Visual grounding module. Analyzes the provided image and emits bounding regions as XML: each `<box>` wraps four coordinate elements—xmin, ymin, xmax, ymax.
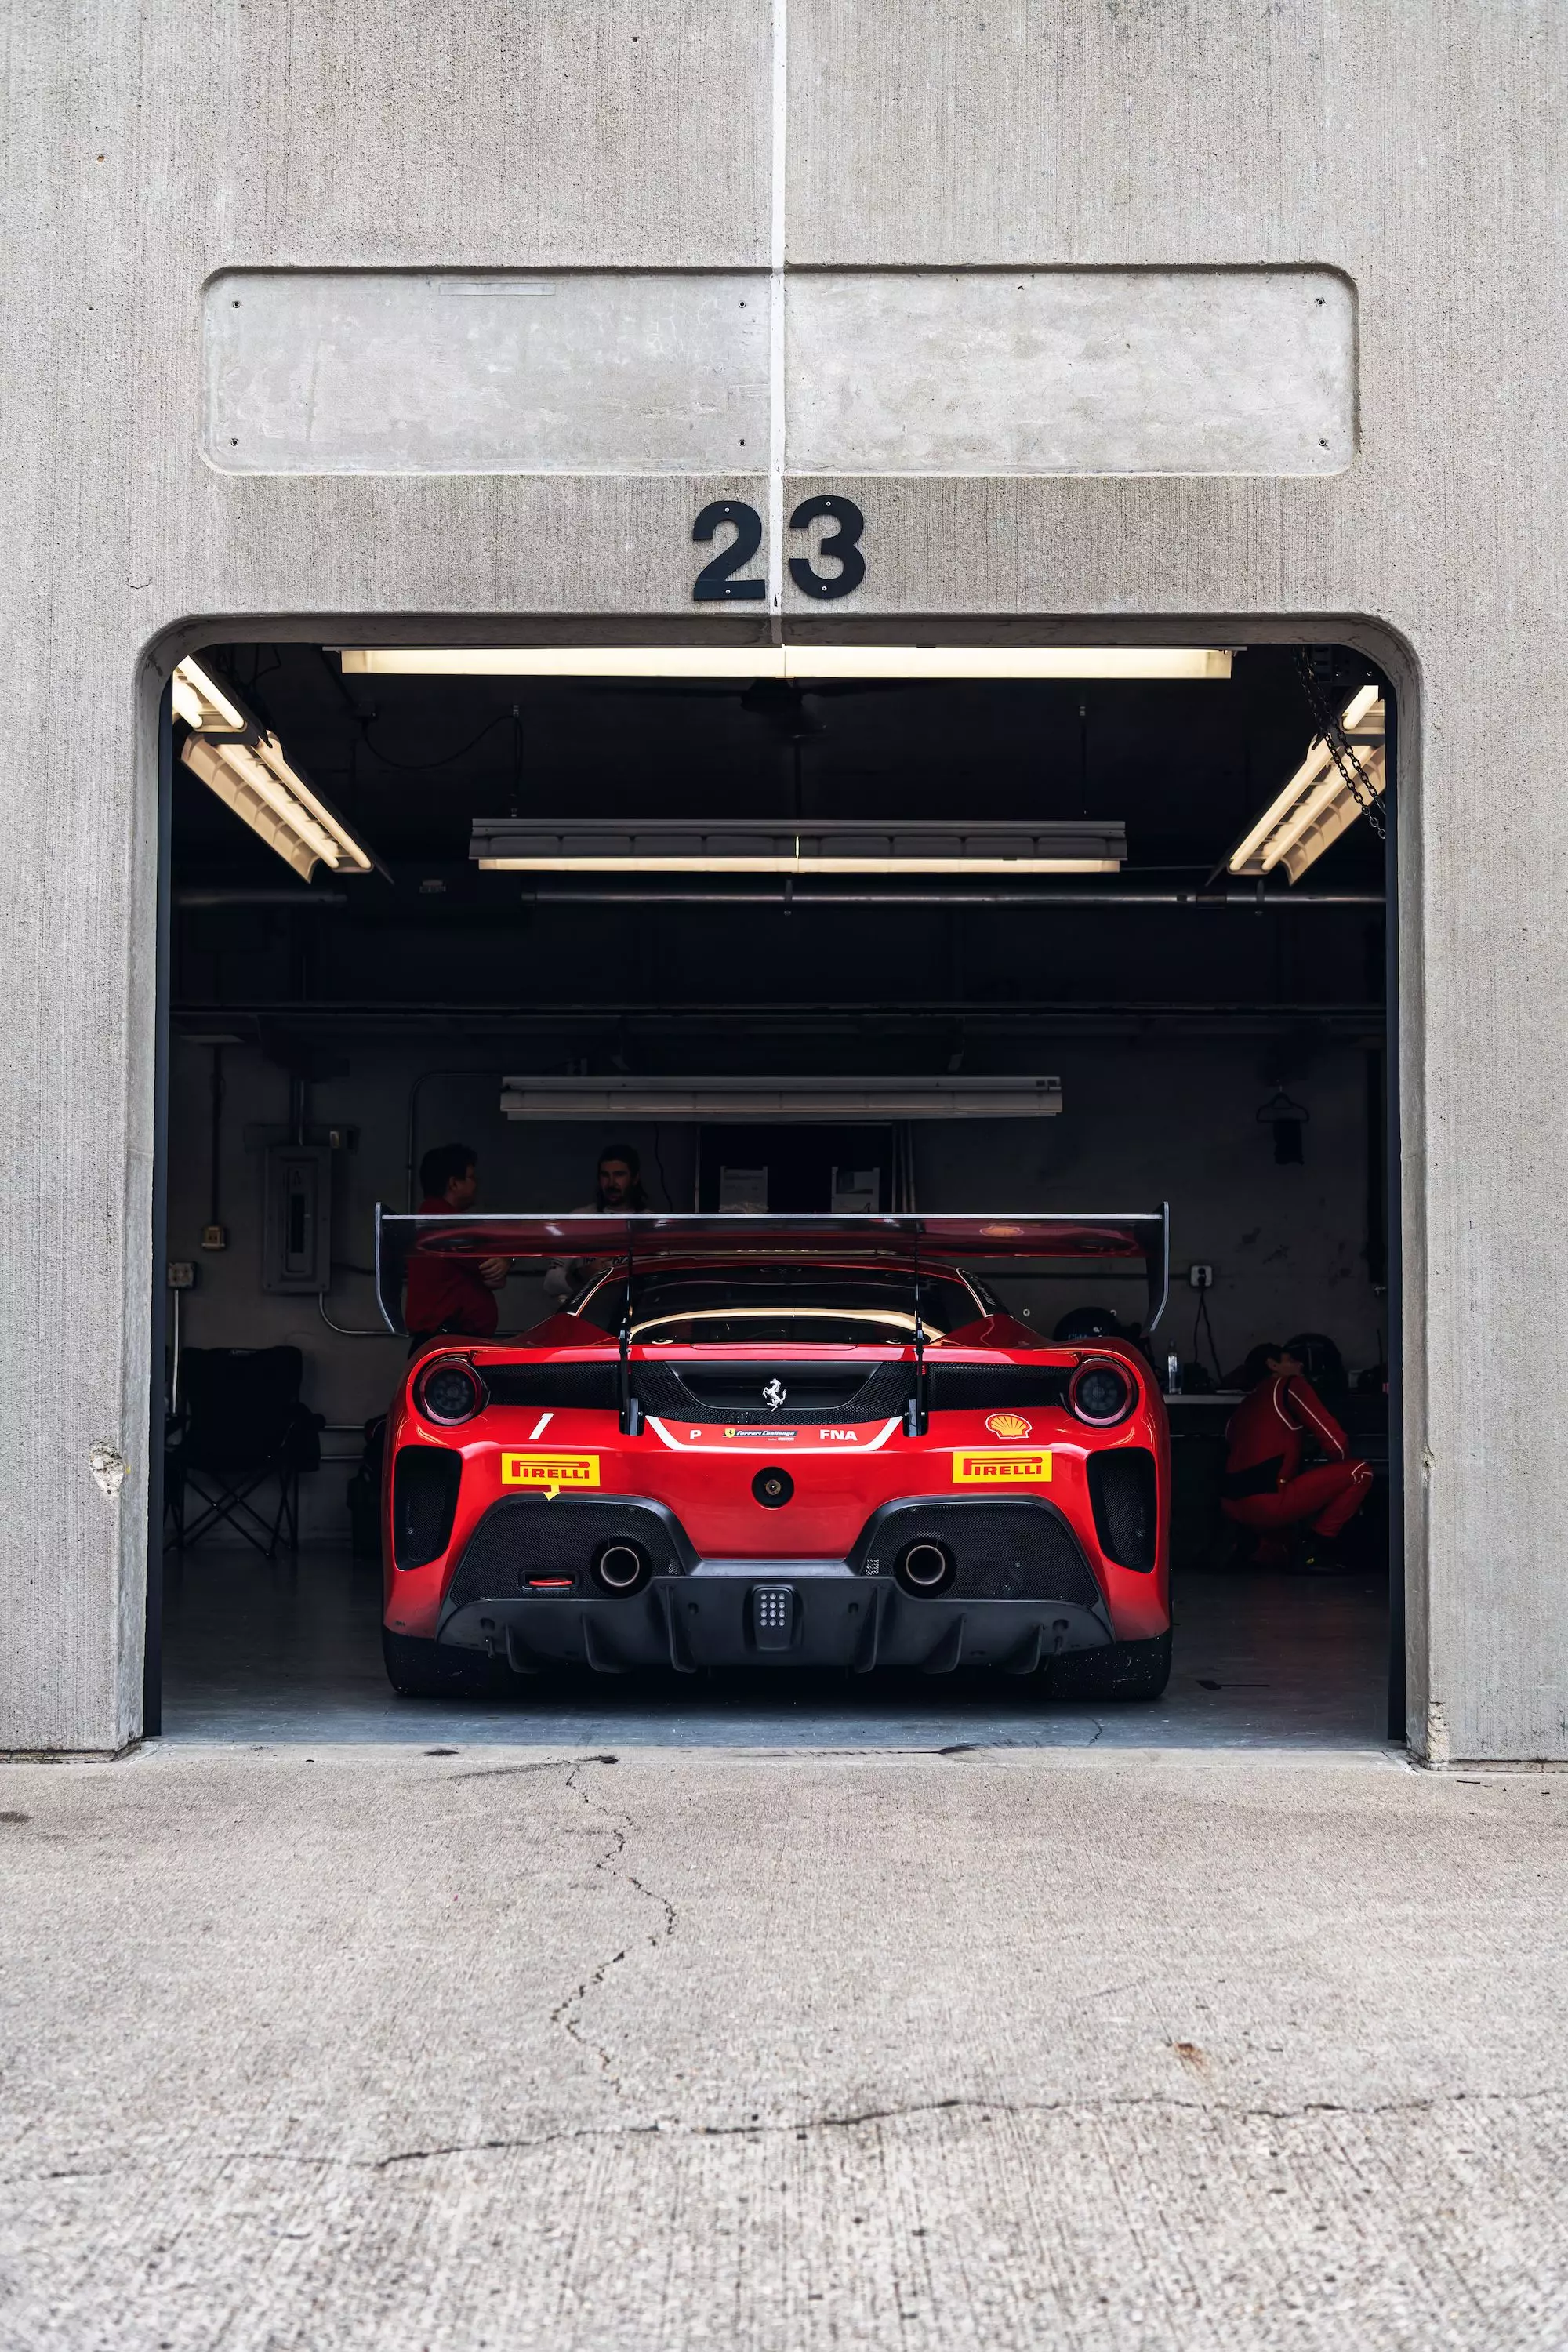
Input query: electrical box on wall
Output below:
<box><xmin>263</xmin><ymin>1144</ymin><xmax>332</xmax><ymax>1294</ymax></box>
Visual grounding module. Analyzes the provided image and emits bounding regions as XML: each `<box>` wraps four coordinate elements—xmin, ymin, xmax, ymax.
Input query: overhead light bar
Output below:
<box><xmin>499</xmin><ymin>1075</ymin><xmax>1063</xmax><ymax>1120</ymax></box>
<box><xmin>472</xmin><ymin>818</ymin><xmax>1126</xmax><ymax>876</ymax></box>
<box><xmin>170</xmin><ymin>655</ymin><xmax>247</xmax><ymax>733</ymax></box>
<box><xmin>1227</xmin><ymin>686</ymin><xmax>1385</xmax><ymax>884</ymax></box>
<box><xmin>339</xmin><ymin>645</ymin><xmax>1232</xmax><ymax>683</ymax></box>
<box><xmin>172</xmin><ymin>658</ymin><xmax>382</xmax><ymax>886</ymax></box>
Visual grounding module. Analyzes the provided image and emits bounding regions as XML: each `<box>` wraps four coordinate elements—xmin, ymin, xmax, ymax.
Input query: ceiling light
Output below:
<box><xmin>498</xmin><ymin>1075</ymin><xmax>1063</xmax><ymax>1120</ymax></box>
<box><xmin>338</xmin><ymin>645</ymin><xmax>1232</xmax><ymax>682</ymax></box>
<box><xmin>1227</xmin><ymin>689</ymin><xmax>1385</xmax><ymax>884</ymax></box>
<box><xmin>472</xmin><ymin>818</ymin><xmax>1125</xmax><ymax>876</ymax></box>
<box><xmin>171</xmin><ymin>656</ymin><xmax>247</xmax><ymax>734</ymax></box>
<box><xmin>173</xmin><ymin>658</ymin><xmax>381</xmax><ymax>885</ymax></box>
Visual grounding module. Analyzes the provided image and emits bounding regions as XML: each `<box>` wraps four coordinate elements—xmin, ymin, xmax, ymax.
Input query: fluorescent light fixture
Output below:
<box><xmin>495</xmin><ymin>858</ymin><xmax>1120</xmax><ymax>873</ymax></box>
<box><xmin>171</xmin><ymin>656</ymin><xmax>247</xmax><ymax>734</ymax></box>
<box><xmin>499</xmin><ymin>1075</ymin><xmax>1063</xmax><ymax>1120</ymax></box>
<box><xmin>339</xmin><ymin>645</ymin><xmax>1232</xmax><ymax>683</ymax></box>
<box><xmin>471</xmin><ymin>818</ymin><xmax>1125</xmax><ymax>877</ymax></box>
<box><xmin>173</xmin><ymin>658</ymin><xmax>379</xmax><ymax>885</ymax></box>
<box><xmin>1227</xmin><ymin>688</ymin><xmax>1385</xmax><ymax>884</ymax></box>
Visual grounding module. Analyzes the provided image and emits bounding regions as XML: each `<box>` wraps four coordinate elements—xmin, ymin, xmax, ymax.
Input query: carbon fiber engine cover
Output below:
<box><xmin>636</xmin><ymin>1359</ymin><xmax>913</xmax><ymax>1425</ymax></box>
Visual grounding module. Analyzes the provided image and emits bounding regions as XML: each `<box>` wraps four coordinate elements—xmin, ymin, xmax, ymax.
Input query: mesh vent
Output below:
<box><xmin>925</xmin><ymin>1363</ymin><xmax>1070</xmax><ymax>1413</ymax></box>
<box><xmin>393</xmin><ymin>1446</ymin><xmax>463</xmax><ymax>1569</ymax></box>
<box><xmin>855</xmin><ymin>1501</ymin><xmax>1102</xmax><ymax>1606</ymax></box>
<box><xmin>446</xmin><ymin>1497</ymin><xmax>689</xmax><ymax>1608</ymax></box>
<box><xmin>637</xmin><ymin>1359</ymin><xmax>913</xmax><ymax>1425</ymax></box>
<box><xmin>483</xmin><ymin>1362</ymin><xmax>621</xmax><ymax>1412</ymax></box>
<box><xmin>1087</xmin><ymin>1448</ymin><xmax>1158</xmax><ymax>1570</ymax></box>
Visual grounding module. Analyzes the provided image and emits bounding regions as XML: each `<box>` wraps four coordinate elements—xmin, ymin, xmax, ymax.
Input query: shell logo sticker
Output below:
<box><xmin>501</xmin><ymin>1452</ymin><xmax>600</xmax><ymax>1501</ymax></box>
<box><xmin>985</xmin><ymin>1411</ymin><xmax>1033</xmax><ymax>1439</ymax></box>
<box><xmin>953</xmin><ymin>1448</ymin><xmax>1052</xmax><ymax>1485</ymax></box>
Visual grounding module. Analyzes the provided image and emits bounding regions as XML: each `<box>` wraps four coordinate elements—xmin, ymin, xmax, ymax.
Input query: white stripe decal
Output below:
<box><xmin>646</xmin><ymin>1417</ymin><xmax>902</xmax><ymax>1454</ymax></box>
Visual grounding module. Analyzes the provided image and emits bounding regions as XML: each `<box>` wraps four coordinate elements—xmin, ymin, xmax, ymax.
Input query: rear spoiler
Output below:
<box><xmin>374</xmin><ymin>1205</ymin><xmax>1171</xmax><ymax>1340</ymax></box>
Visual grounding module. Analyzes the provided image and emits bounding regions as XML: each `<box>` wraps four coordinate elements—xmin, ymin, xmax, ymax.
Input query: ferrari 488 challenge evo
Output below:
<box><xmin>373</xmin><ymin>1209</ymin><xmax>1173</xmax><ymax>1702</ymax></box>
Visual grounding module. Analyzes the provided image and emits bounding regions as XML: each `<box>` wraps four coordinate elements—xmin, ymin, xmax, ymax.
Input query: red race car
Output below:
<box><xmin>372</xmin><ymin>1210</ymin><xmax>1173</xmax><ymax>1701</ymax></box>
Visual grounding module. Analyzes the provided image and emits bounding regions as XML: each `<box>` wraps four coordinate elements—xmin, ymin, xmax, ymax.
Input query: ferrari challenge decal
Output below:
<box><xmin>952</xmin><ymin>1447</ymin><xmax>1053</xmax><ymax>1485</ymax></box>
<box><xmin>501</xmin><ymin>1451</ymin><xmax>601</xmax><ymax>1499</ymax></box>
<box><xmin>985</xmin><ymin>1411</ymin><xmax>1032</xmax><ymax>1439</ymax></box>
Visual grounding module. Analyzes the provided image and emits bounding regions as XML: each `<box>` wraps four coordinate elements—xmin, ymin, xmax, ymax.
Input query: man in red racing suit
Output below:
<box><xmin>1221</xmin><ymin>1344</ymin><xmax>1374</xmax><ymax>1567</ymax></box>
<box><xmin>405</xmin><ymin>1143</ymin><xmax>508</xmax><ymax>1348</ymax></box>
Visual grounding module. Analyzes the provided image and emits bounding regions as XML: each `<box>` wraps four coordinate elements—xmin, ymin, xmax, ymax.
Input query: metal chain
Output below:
<box><xmin>1295</xmin><ymin>652</ymin><xmax>1386</xmax><ymax>841</ymax></box>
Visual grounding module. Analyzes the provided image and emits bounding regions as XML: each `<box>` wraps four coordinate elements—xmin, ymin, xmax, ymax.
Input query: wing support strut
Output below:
<box><xmin>618</xmin><ymin>1235</ymin><xmax>642</xmax><ymax>1435</ymax></box>
<box><xmin>905</xmin><ymin>1225</ymin><xmax>929</xmax><ymax>1436</ymax></box>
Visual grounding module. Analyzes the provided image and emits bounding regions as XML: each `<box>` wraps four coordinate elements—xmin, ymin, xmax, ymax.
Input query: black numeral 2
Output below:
<box><xmin>789</xmin><ymin>495</ymin><xmax>866</xmax><ymax>600</ymax></box>
<box><xmin>691</xmin><ymin>501</ymin><xmax>765</xmax><ymax>601</ymax></box>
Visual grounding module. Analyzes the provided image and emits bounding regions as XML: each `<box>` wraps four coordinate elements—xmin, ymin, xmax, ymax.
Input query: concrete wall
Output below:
<box><xmin>167</xmin><ymin>1038</ymin><xmax>1387</xmax><ymax>1542</ymax></box>
<box><xmin>2</xmin><ymin>0</ymin><xmax>1562</xmax><ymax>1755</ymax></box>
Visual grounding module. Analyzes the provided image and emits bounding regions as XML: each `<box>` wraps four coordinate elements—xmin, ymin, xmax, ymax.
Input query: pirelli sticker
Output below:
<box><xmin>952</xmin><ymin>1447</ymin><xmax>1052</xmax><ymax>1486</ymax></box>
<box><xmin>501</xmin><ymin>1451</ymin><xmax>600</xmax><ymax>1501</ymax></box>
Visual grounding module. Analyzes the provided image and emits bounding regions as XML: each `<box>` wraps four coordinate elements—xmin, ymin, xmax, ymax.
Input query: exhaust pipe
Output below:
<box><xmin>898</xmin><ymin>1541</ymin><xmax>954</xmax><ymax>1595</ymax></box>
<box><xmin>593</xmin><ymin>1541</ymin><xmax>648</xmax><ymax>1595</ymax></box>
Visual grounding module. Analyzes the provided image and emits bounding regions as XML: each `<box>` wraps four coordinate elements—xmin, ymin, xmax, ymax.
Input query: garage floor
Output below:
<box><xmin>5</xmin><ymin>1740</ymin><xmax>1561</xmax><ymax>2352</ymax></box>
<box><xmin>159</xmin><ymin>1547</ymin><xmax>1393</xmax><ymax>1751</ymax></box>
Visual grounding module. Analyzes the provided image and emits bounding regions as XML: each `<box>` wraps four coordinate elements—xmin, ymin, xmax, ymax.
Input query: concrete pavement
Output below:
<box><xmin>1</xmin><ymin>1744</ymin><xmax>1565</xmax><ymax>2349</ymax></box>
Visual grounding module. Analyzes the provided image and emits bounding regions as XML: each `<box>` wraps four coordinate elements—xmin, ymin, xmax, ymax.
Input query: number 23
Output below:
<box><xmin>691</xmin><ymin>497</ymin><xmax>866</xmax><ymax>603</ymax></box>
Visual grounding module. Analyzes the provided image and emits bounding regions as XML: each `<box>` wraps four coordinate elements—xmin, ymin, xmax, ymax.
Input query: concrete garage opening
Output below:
<box><xmin>150</xmin><ymin>636</ymin><xmax>1396</xmax><ymax>1748</ymax></box>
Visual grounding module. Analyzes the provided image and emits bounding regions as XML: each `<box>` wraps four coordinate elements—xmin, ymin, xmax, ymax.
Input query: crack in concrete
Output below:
<box><xmin>547</xmin><ymin>1759</ymin><xmax>677</xmax><ymax>2089</ymax></box>
<box><xmin>56</xmin><ymin>2080</ymin><xmax>1554</xmax><ymax>2185</ymax></box>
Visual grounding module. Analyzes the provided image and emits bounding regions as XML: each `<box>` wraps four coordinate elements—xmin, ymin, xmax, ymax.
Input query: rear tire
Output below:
<box><xmin>382</xmin><ymin>1628</ymin><xmax>515</xmax><ymax>1700</ymax></box>
<box><xmin>1047</xmin><ymin>1630</ymin><xmax>1171</xmax><ymax>1702</ymax></box>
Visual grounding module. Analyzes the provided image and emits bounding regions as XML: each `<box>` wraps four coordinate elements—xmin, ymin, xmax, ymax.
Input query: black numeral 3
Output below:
<box><xmin>788</xmin><ymin>495</ymin><xmax>866</xmax><ymax>600</ymax></box>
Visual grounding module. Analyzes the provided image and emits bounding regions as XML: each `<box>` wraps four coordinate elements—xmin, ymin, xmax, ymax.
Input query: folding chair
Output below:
<box><xmin>165</xmin><ymin>1346</ymin><xmax>323</xmax><ymax>1557</ymax></box>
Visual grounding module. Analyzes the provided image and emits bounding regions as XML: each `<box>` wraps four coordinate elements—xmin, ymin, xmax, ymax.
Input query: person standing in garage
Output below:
<box><xmin>405</xmin><ymin>1142</ymin><xmax>509</xmax><ymax>1345</ymax></box>
<box><xmin>1221</xmin><ymin>1342</ymin><xmax>1374</xmax><ymax>1570</ymax></box>
<box><xmin>543</xmin><ymin>1142</ymin><xmax>651</xmax><ymax>1302</ymax></box>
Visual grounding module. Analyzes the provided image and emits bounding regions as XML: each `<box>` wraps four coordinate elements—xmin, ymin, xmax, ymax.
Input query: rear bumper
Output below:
<box><xmin>440</xmin><ymin>1568</ymin><xmax>1112</xmax><ymax>1675</ymax></box>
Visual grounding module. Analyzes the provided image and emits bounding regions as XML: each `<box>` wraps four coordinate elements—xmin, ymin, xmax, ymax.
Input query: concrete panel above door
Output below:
<box><xmin>205</xmin><ymin>267</ymin><xmax>1352</xmax><ymax>479</ymax></box>
<box><xmin>786</xmin><ymin>270</ymin><xmax>1354</xmax><ymax>476</ymax></box>
<box><xmin>204</xmin><ymin>273</ymin><xmax>771</xmax><ymax>475</ymax></box>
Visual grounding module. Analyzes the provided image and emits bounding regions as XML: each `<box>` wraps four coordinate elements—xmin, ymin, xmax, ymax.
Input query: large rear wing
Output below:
<box><xmin>374</xmin><ymin>1205</ymin><xmax>1171</xmax><ymax>1338</ymax></box>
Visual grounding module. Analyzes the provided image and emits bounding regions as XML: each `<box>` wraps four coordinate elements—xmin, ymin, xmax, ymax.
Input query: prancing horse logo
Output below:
<box><xmin>762</xmin><ymin>1377</ymin><xmax>787</xmax><ymax>1411</ymax></box>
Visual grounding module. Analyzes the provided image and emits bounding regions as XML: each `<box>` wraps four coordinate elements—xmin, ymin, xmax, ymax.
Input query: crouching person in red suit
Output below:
<box><xmin>1221</xmin><ymin>1342</ymin><xmax>1374</xmax><ymax>1570</ymax></box>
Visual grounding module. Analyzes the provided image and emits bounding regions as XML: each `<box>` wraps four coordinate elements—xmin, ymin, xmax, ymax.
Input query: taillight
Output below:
<box><xmin>416</xmin><ymin>1356</ymin><xmax>487</xmax><ymax>1426</ymax></box>
<box><xmin>1069</xmin><ymin>1358</ymin><xmax>1135</xmax><ymax>1428</ymax></box>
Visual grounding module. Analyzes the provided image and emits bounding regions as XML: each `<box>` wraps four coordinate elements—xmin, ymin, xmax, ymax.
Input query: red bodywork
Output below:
<box><xmin>375</xmin><ymin>1213</ymin><xmax>1172</xmax><ymax>1671</ymax></box>
<box><xmin>383</xmin><ymin>1327</ymin><xmax>1169</xmax><ymax>1646</ymax></box>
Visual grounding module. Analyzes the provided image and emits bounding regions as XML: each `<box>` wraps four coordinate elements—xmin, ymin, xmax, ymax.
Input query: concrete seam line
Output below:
<box><xmin>445</xmin><ymin>1751</ymin><xmax>618</xmax><ymax>1783</ymax></box>
<box><xmin>767</xmin><ymin>0</ymin><xmax>786</xmax><ymax>632</ymax></box>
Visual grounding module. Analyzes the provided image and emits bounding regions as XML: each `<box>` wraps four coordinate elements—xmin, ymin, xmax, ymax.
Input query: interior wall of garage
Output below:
<box><xmin>167</xmin><ymin>1037</ymin><xmax>1390</xmax><ymax>1544</ymax></box>
<box><xmin>5</xmin><ymin>2</ymin><xmax>1566</xmax><ymax>1756</ymax></box>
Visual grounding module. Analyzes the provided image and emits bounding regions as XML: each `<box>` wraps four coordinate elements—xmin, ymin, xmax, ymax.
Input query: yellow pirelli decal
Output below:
<box><xmin>501</xmin><ymin>1451</ymin><xmax>601</xmax><ymax>1501</ymax></box>
<box><xmin>952</xmin><ymin>1447</ymin><xmax>1053</xmax><ymax>1486</ymax></box>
